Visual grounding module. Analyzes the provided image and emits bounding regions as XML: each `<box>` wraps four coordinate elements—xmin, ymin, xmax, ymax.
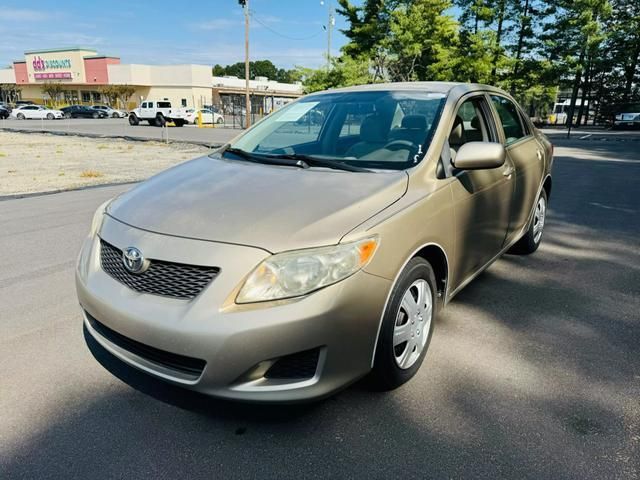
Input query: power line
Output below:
<box><xmin>249</xmin><ymin>11</ymin><xmax>324</xmax><ymax>41</ymax></box>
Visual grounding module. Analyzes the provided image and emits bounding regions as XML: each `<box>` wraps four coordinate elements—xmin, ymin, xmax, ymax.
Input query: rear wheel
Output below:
<box><xmin>370</xmin><ymin>257</ymin><xmax>437</xmax><ymax>390</ymax></box>
<box><xmin>509</xmin><ymin>189</ymin><xmax>548</xmax><ymax>255</ymax></box>
<box><xmin>112</xmin><ymin>112</ymin><xmax>119</xmax><ymax>118</ymax></box>
<box><xmin>216</xmin><ymin>116</ymin><xmax>224</xmax><ymax>124</ymax></box>
<box><xmin>155</xmin><ymin>114</ymin><xmax>166</xmax><ymax>127</ymax></box>
<box><xmin>17</xmin><ymin>113</ymin><xmax>25</xmax><ymax>120</ymax></box>
<box><xmin>92</xmin><ymin>112</ymin><xmax>99</xmax><ymax>119</ymax></box>
<box><xmin>128</xmin><ymin>114</ymin><xmax>139</xmax><ymax>126</ymax></box>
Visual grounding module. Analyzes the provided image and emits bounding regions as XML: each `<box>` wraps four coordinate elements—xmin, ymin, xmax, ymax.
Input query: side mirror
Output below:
<box><xmin>452</xmin><ymin>142</ymin><xmax>505</xmax><ymax>170</ymax></box>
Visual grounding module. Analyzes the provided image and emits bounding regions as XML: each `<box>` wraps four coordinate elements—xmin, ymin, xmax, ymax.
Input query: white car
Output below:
<box><xmin>185</xmin><ymin>108</ymin><xmax>224</xmax><ymax>125</ymax></box>
<box><xmin>11</xmin><ymin>105</ymin><xmax>64</xmax><ymax>120</ymax></box>
<box><xmin>91</xmin><ymin>105</ymin><xmax>127</xmax><ymax>118</ymax></box>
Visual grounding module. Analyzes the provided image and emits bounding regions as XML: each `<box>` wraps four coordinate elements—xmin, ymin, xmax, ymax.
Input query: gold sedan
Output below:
<box><xmin>77</xmin><ymin>82</ymin><xmax>553</xmax><ymax>402</ymax></box>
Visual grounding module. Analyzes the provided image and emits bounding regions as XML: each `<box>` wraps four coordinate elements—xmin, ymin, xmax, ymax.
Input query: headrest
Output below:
<box><xmin>359</xmin><ymin>114</ymin><xmax>385</xmax><ymax>142</ymax></box>
<box><xmin>401</xmin><ymin>115</ymin><xmax>427</xmax><ymax>130</ymax></box>
<box><xmin>450</xmin><ymin>115</ymin><xmax>464</xmax><ymax>145</ymax></box>
<box><xmin>470</xmin><ymin>116</ymin><xmax>481</xmax><ymax>130</ymax></box>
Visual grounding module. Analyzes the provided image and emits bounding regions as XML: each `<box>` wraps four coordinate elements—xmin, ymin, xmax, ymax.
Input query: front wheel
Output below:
<box><xmin>509</xmin><ymin>189</ymin><xmax>548</xmax><ymax>255</ymax></box>
<box><xmin>92</xmin><ymin>112</ymin><xmax>99</xmax><ymax>119</ymax></box>
<box><xmin>370</xmin><ymin>257</ymin><xmax>437</xmax><ymax>390</ymax></box>
<box><xmin>128</xmin><ymin>114</ymin><xmax>139</xmax><ymax>126</ymax></box>
<box><xmin>216</xmin><ymin>117</ymin><xmax>224</xmax><ymax>124</ymax></box>
<box><xmin>112</xmin><ymin>112</ymin><xmax>119</xmax><ymax>118</ymax></box>
<box><xmin>46</xmin><ymin>113</ymin><xmax>54</xmax><ymax>120</ymax></box>
<box><xmin>155</xmin><ymin>114</ymin><xmax>166</xmax><ymax>127</ymax></box>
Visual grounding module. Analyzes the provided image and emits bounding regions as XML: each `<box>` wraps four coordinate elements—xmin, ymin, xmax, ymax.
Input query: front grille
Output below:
<box><xmin>86</xmin><ymin>311</ymin><xmax>206</xmax><ymax>378</ymax></box>
<box><xmin>100</xmin><ymin>239</ymin><xmax>219</xmax><ymax>300</ymax></box>
<box><xmin>264</xmin><ymin>348</ymin><xmax>321</xmax><ymax>380</ymax></box>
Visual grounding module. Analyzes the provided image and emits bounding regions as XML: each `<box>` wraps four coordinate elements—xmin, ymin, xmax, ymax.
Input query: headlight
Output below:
<box><xmin>236</xmin><ymin>236</ymin><xmax>379</xmax><ymax>304</ymax></box>
<box><xmin>89</xmin><ymin>199</ymin><xmax>112</xmax><ymax>237</ymax></box>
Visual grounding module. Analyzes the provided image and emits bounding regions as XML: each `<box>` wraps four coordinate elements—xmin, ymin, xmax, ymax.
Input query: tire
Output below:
<box><xmin>112</xmin><ymin>112</ymin><xmax>119</xmax><ymax>118</ymax></box>
<box><xmin>216</xmin><ymin>117</ymin><xmax>224</xmax><ymax>124</ymax></box>
<box><xmin>509</xmin><ymin>189</ymin><xmax>548</xmax><ymax>255</ymax></box>
<box><xmin>370</xmin><ymin>257</ymin><xmax>438</xmax><ymax>390</ymax></box>
<box><xmin>46</xmin><ymin>113</ymin><xmax>54</xmax><ymax>120</ymax></box>
<box><xmin>128</xmin><ymin>114</ymin><xmax>139</xmax><ymax>126</ymax></box>
<box><xmin>173</xmin><ymin>119</ymin><xmax>185</xmax><ymax>127</ymax></box>
<box><xmin>92</xmin><ymin>112</ymin><xmax>99</xmax><ymax>119</ymax></box>
<box><xmin>155</xmin><ymin>114</ymin><xmax>166</xmax><ymax>127</ymax></box>
<box><xmin>17</xmin><ymin>113</ymin><xmax>25</xmax><ymax>120</ymax></box>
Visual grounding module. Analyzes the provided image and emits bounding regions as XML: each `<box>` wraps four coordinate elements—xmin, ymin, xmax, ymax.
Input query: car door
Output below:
<box><xmin>489</xmin><ymin>95</ymin><xmax>545</xmax><ymax>243</ymax></box>
<box><xmin>447</xmin><ymin>94</ymin><xmax>515</xmax><ymax>286</ymax></box>
<box><xmin>26</xmin><ymin>106</ymin><xmax>40</xmax><ymax>119</ymax></box>
<box><xmin>38</xmin><ymin>107</ymin><xmax>51</xmax><ymax>119</ymax></box>
<box><xmin>141</xmin><ymin>101</ymin><xmax>154</xmax><ymax>118</ymax></box>
<box><xmin>201</xmin><ymin>110</ymin><xmax>213</xmax><ymax>123</ymax></box>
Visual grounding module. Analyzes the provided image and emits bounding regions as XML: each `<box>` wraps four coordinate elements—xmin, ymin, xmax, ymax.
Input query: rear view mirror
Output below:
<box><xmin>453</xmin><ymin>142</ymin><xmax>505</xmax><ymax>170</ymax></box>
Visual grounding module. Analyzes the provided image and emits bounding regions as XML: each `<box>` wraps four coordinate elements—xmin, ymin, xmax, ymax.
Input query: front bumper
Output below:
<box><xmin>76</xmin><ymin>215</ymin><xmax>391</xmax><ymax>402</ymax></box>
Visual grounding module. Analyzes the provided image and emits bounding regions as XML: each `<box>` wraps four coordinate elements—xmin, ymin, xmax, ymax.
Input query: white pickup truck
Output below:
<box><xmin>128</xmin><ymin>100</ymin><xmax>189</xmax><ymax>127</ymax></box>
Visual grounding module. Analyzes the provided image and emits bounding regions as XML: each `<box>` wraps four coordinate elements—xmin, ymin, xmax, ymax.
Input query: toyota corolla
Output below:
<box><xmin>76</xmin><ymin>82</ymin><xmax>553</xmax><ymax>402</ymax></box>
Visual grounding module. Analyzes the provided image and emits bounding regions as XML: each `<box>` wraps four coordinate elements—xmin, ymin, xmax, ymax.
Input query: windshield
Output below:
<box><xmin>228</xmin><ymin>90</ymin><xmax>446</xmax><ymax>170</ymax></box>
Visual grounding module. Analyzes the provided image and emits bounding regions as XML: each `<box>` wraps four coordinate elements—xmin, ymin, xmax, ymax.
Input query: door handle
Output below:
<box><xmin>502</xmin><ymin>166</ymin><xmax>514</xmax><ymax>177</ymax></box>
<box><xmin>536</xmin><ymin>150</ymin><xmax>543</xmax><ymax>161</ymax></box>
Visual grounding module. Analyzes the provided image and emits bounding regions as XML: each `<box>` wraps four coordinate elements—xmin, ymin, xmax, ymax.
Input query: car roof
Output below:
<box><xmin>308</xmin><ymin>81</ymin><xmax>507</xmax><ymax>97</ymax></box>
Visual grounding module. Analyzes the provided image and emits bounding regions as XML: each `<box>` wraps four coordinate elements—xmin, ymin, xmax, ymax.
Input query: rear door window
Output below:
<box><xmin>490</xmin><ymin>95</ymin><xmax>527</xmax><ymax>145</ymax></box>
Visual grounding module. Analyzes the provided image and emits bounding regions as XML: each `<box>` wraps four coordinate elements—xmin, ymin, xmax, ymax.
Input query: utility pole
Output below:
<box><xmin>321</xmin><ymin>1</ymin><xmax>334</xmax><ymax>70</ymax></box>
<box><xmin>239</xmin><ymin>0</ymin><xmax>251</xmax><ymax>128</ymax></box>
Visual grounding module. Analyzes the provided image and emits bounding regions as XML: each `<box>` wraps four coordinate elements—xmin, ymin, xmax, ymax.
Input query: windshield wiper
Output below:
<box><xmin>222</xmin><ymin>147</ymin><xmax>307</xmax><ymax>168</ymax></box>
<box><xmin>265</xmin><ymin>153</ymin><xmax>371</xmax><ymax>173</ymax></box>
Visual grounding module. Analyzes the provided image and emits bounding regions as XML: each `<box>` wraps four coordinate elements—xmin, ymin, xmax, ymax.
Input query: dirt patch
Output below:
<box><xmin>0</xmin><ymin>131</ymin><xmax>210</xmax><ymax>196</ymax></box>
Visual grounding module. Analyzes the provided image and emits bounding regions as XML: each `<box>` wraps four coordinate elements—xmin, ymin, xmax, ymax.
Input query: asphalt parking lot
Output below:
<box><xmin>1</xmin><ymin>134</ymin><xmax>639</xmax><ymax>479</ymax></box>
<box><xmin>0</xmin><ymin>117</ymin><xmax>239</xmax><ymax>147</ymax></box>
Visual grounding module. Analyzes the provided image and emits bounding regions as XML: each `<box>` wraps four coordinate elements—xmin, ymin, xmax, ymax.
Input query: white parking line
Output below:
<box><xmin>579</xmin><ymin>134</ymin><xmax>592</xmax><ymax>139</ymax></box>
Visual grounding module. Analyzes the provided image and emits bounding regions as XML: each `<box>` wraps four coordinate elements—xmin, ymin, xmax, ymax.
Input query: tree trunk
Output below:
<box><xmin>490</xmin><ymin>0</ymin><xmax>506</xmax><ymax>82</ymax></box>
<box><xmin>511</xmin><ymin>0</ymin><xmax>530</xmax><ymax>94</ymax></box>
<box><xmin>623</xmin><ymin>37</ymin><xmax>640</xmax><ymax>102</ymax></box>
<box><xmin>576</xmin><ymin>57</ymin><xmax>591</xmax><ymax>126</ymax></box>
<box><xmin>566</xmin><ymin>46</ymin><xmax>586</xmax><ymax>135</ymax></box>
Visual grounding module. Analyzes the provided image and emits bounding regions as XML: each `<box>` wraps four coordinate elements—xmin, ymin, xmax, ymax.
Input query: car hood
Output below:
<box><xmin>107</xmin><ymin>155</ymin><xmax>408</xmax><ymax>252</ymax></box>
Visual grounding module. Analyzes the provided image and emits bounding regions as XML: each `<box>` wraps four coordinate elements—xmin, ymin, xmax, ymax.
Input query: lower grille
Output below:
<box><xmin>100</xmin><ymin>239</ymin><xmax>219</xmax><ymax>300</ymax></box>
<box><xmin>265</xmin><ymin>348</ymin><xmax>321</xmax><ymax>380</ymax></box>
<box><xmin>85</xmin><ymin>311</ymin><xmax>206</xmax><ymax>378</ymax></box>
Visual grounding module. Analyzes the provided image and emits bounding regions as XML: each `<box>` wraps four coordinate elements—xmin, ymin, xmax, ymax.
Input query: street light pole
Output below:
<box><xmin>321</xmin><ymin>1</ymin><xmax>334</xmax><ymax>71</ymax></box>
<box><xmin>239</xmin><ymin>0</ymin><xmax>251</xmax><ymax>128</ymax></box>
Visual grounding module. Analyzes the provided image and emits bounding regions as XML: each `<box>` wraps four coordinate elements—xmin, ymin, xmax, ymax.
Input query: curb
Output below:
<box><xmin>0</xmin><ymin>181</ymin><xmax>141</xmax><ymax>201</ymax></box>
<box><xmin>0</xmin><ymin>126</ymin><xmax>226</xmax><ymax>149</ymax></box>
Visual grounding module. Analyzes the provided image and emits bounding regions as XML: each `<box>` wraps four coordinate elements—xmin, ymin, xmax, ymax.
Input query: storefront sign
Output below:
<box><xmin>34</xmin><ymin>72</ymin><xmax>72</xmax><ymax>80</ymax></box>
<box><xmin>32</xmin><ymin>56</ymin><xmax>72</xmax><ymax>71</ymax></box>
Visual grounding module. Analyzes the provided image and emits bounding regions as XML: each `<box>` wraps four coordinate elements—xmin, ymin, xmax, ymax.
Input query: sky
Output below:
<box><xmin>0</xmin><ymin>0</ymin><xmax>351</xmax><ymax>70</ymax></box>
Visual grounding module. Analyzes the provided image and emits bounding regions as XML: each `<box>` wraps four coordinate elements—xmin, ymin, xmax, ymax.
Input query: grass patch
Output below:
<box><xmin>0</xmin><ymin>152</ymin><xmax>6</xmax><ymax>157</ymax></box>
<box><xmin>79</xmin><ymin>170</ymin><xmax>103</xmax><ymax>178</ymax></box>
<box><xmin>97</xmin><ymin>144</ymin><xmax>109</xmax><ymax>150</ymax></box>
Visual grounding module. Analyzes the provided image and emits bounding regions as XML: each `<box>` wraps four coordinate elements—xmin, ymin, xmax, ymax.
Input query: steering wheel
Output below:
<box><xmin>383</xmin><ymin>139</ymin><xmax>415</xmax><ymax>151</ymax></box>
